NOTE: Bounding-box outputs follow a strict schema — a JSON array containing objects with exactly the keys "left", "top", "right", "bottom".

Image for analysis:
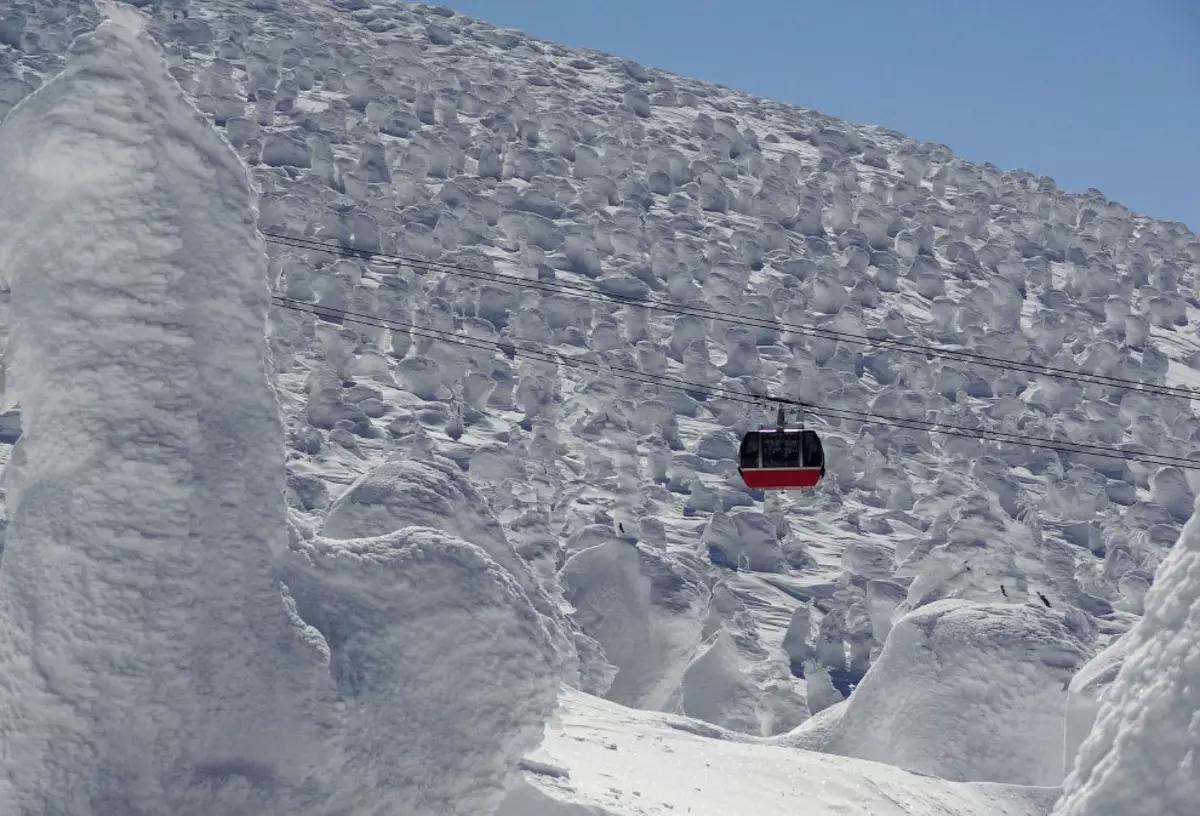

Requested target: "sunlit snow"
[{"left": 0, "top": 0, "right": 1197, "bottom": 813}]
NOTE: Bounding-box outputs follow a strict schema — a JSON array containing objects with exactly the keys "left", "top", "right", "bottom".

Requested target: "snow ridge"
[{"left": 784, "top": 599, "right": 1096, "bottom": 786}]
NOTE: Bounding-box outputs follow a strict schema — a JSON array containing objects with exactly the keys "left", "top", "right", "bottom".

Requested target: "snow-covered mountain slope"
[{"left": 1, "top": 0, "right": 1198, "bottom": 813}]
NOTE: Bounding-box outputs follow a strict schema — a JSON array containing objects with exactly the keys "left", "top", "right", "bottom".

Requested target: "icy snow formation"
[
  {"left": 559, "top": 539, "right": 709, "bottom": 710},
  {"left": 678, "top": 628, "right": 764, "bottom": 734},
  {"left": 283, "top": 518, "right": 561, "bottom": 816},
  {"left": 0, "top": 18, "right": 327, "bottom": 812},
  {"left": 0, "top": 16, "right": 558, "bottom": 815},
  {"left": 1052, "top": 500, "right": 1200, "bottom": 816},
  {"left": 782, "top": 600, "right": 1096, "bottom": 787},
  {"left": 321, "top": 455, "right": 581, "bottom": 680},
  {"left": 2, "top": 0, "right": 1200, "bottom": 810},
  {"left": 1060, "top": 630, "right": 1132, "bottom": 775}
]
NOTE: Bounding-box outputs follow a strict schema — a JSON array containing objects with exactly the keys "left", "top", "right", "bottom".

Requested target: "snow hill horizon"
[{"left": 0, "top": 1, "right": 1197, "bottom": 814}]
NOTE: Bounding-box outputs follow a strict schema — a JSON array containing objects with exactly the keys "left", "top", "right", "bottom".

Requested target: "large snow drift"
[
  {"left": 284, "top": 519, "right": 561, "bottom": 815},
  {"left": 322, "top": 455, "right": 579, "bottom": 678},
  {"left": 1052, "top": 501, "right": 1200, "bottom": 816},
  {"left": 783, "top": 600, "right": 1095, "bottom": 787},
  {"left": 0, "top": 17, "right": 558, "bottom": 814},
  {"left": 559, "top": 540, "right": 710, "bottom": 710}
]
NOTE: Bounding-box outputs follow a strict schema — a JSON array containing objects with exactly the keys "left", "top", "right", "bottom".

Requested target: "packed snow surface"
[
  {"left": 1, "top": 0, "right": 1199, "bottom": 811},
  {"left": 495, "top": 688, "right": 1061, "bottom": 816}
]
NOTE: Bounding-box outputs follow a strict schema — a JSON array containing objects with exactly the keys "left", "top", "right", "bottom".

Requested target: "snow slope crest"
[{"left": 502, "top": 688, "right": 1064, "bottom": 816}]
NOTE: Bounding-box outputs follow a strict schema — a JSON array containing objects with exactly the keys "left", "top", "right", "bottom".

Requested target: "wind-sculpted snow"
[
  {"left": 1052, "top": 497, "right": 1200, "bottom": 816},
  {"left": 702, "top": 508, "right": 787, "bottom": 572},
  {"left": 0, "top": 18, "right": 330, "bottom": 812},
  {"left": 783, "top": 600, "right": 1096, "bottom": 787},
  {"left": 3, "top": 0, "right": 1200, "bottom": 807},
  {"left": 677, "top": 629, "right": 762, "bottom": 734},
  {"left": 678, "top": 578, "right": 811, "bottom": 736},
  {"left": 1060, "top": 630, "right": 1132, "bottom": 775},
  {"left": 892, "top": 490, "right": 1054, "bottom": 612},
  {"left": 322, "top": 454, "right": 581, "bottom": 680},
  {"left": 283, "top": 520, "right": 560, "bottom": 816},
  {"left": 559, "top": 539, "right": 710, "bottom": 710},
  {"left": 0, "top": 17, "right": 560, "bottom": 814}
]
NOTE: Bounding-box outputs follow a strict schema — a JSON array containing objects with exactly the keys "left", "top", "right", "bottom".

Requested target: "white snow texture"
[
  {"left": 500, "top": 689, "right": 1064, "bottom": 816},
  {"left": 0, "top": 0, "right": 1198, "bottom": 812},
  {"left": 1052, "top": 503, "right": 1200, "bottom": 816},
  {"left": 784, "top": 600, "right": 1095, "bottom": 786},
  {"left": 0, "top": 15, "right": 558, "bottom": 816}
]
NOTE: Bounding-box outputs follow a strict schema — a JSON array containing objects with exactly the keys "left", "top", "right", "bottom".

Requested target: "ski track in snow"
[{"left": 0, "top": 0, "right": 1198, "bottom": 813}]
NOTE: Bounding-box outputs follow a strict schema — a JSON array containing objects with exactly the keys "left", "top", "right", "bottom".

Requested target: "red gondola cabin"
[{"left": 737, "top": 428, "right": 825, "bottom": 491}]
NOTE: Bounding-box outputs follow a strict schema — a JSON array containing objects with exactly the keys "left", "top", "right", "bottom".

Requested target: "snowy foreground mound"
[
  {"left": 783, "top": 600, "right": 1094, "bottom": 786},
  {"left": 0, "top": 17, "right": 558, "bottom": 814},
  {"left": 284, "top": 520, "right": 561, "bottom": 814},
  {"left": 495, "top": 688, "right": 1060, "bottom": 816}
]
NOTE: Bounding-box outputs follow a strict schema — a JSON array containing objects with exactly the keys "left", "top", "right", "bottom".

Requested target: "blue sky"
[{"left": 443, "top": 0, "right": 1197, "bottom": 232}]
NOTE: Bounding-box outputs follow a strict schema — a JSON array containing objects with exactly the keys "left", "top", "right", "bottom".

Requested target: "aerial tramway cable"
[
  {"left": 262, "top": 231, "right": 1200, "bottom": 403},
  {"left": 269, "top": 293, "right": 1200, "bottom": 474}
]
